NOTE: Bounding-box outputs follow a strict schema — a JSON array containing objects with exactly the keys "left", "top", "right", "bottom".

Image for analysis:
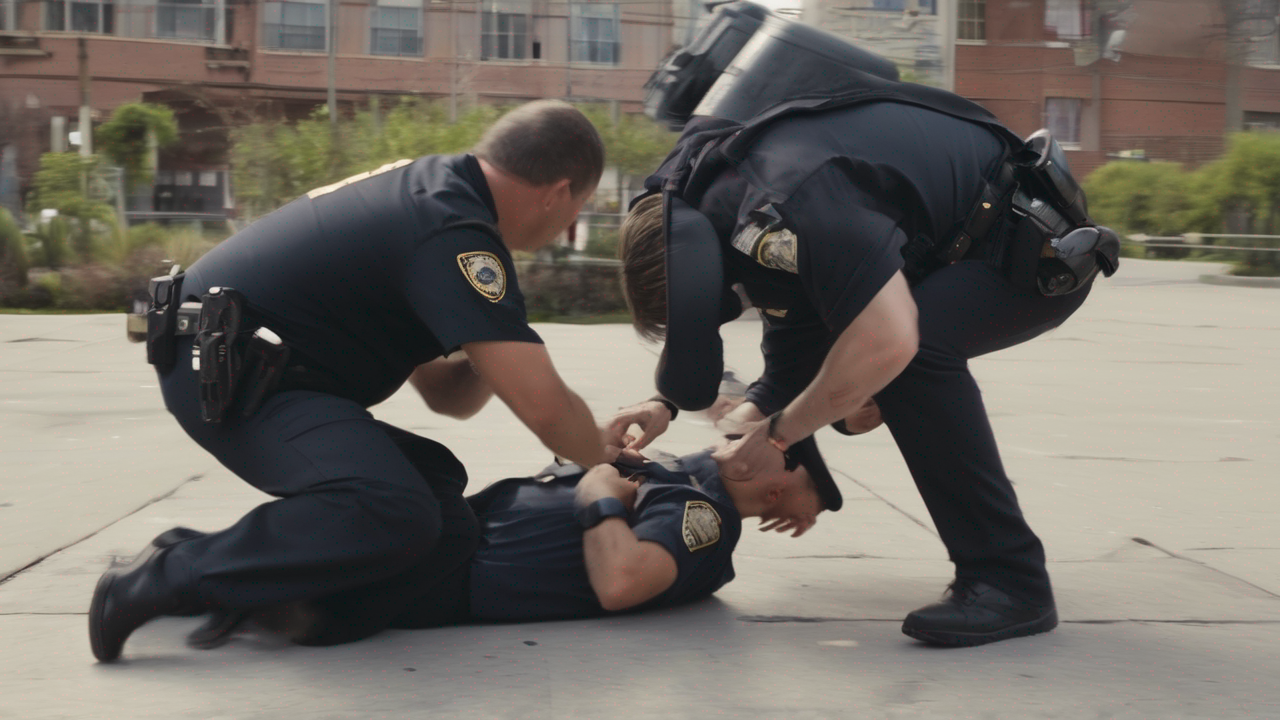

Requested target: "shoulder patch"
[
  {"left": 756, "top": 229, "right": 799, "bottom": 273},
  {"left": 682, "top": 500, "right": 723, "bottom": 552},
  {"left": 731, "top": 222, "right": 799, "bottom": 274},
  {"left": 457, "top": 251, "right": 507, "bottom": 302}
]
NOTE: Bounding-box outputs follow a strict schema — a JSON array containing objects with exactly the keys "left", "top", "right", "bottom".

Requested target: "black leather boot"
[
  {"left": 89, "top": 542, "right": 192, "bottom": 662},
  {"left": 901, "top": 579, "right": 1058, "bottom": 647}
]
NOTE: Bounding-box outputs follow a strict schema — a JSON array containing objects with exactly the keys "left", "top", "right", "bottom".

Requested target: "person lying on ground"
[{"left": 136, "top": 438, "right": 840, "bottom": 652}]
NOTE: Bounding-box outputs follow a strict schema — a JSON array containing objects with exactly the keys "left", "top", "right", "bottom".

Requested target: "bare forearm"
[
  {"left": 583, "top": 518, "right": 649, "bottom": 610},
  {"left": 525, "top": 387, "right": 606, "bottom": 467},
  {"left": 773, "top": 333, "right": 912, "bottom": 443},
  {"left": 773, "top": 273, "right": 919, "bottom": 444},
  {"left": 409, "top": 357, "right": 493, "bottom": 419}
]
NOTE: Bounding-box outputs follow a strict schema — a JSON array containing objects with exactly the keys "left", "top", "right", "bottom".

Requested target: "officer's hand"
[
  {"left": 714, "top": 401, "right": 766, "bottom": 436},
  {"left": 602, "top": 444, "right": 647, "bottom": 465},
  {"left": 575, "top": 464, "right": 640, "bottom": 511},
  {"left": 601, "top": 400, "right": 672, "bottom": 451},
  {"left": 711, "top": 418, "right": 785, "bottom": 483},
  {"left": 840, "top": 398, "right": 883, "bottom": 435}
]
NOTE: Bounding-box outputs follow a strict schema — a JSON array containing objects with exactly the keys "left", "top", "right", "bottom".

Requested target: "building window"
[
  {"left": 870, "top": 0, "right": 936, "bottom": 13},
  {"left": 1044, "top": 97, "right": 1082, "bottom": 147},
  {"left": 481, "top": 0, "right": 528, "bottom": 60},
  {"left": 1, "top": 0, "right": 13, "bottom": 31},
  {"left": 156, "top": 0, "right": 218, "bottom": 42},
  {"left": 1044, "top": 0, "right": 1088, "bottom": 41},
  {"left": 45, "top": 0, "right": 116, "bottom": 33},
  {"left": 370, "top": 0, "right": 422, "bottom": 56},
  {"left": 1243, "top": 0, "right": 1280, "bottom": 66},
  {"left": 570, "top": 3, "right": 619, "bottom": 64},
  {"left": 957, "top": 0, "right": 984, "bottom": 41},
  {"left": 262, "top": 0, "right": 327, "bottom": 51}
]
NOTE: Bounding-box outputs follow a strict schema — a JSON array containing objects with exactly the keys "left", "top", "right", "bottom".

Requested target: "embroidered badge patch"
[
  {"left": 731, "top": 223, "right": 799, "bottom": 274},
  {"left": 756, "top": 229, "right": 799, "bottom": 273},
  {"left": 682, "top": 500, "right": 722, "bottom": 552},
  {"left": 457, "top": 252, "right": 506, "bottom": 302}
]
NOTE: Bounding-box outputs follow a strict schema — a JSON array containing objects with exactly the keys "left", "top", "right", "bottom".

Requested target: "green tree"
[
  {"left": 25, "top": 153, "right": 117, "bottom": 262},
  {"left": 24, "top": 215, "right": 71, "bottom": 269},
  {"left": 95, "top": 102, "right": 180, "bottom": 190},
  {"left": 0, "top": 207, "right": 28, "bottom": 288}
]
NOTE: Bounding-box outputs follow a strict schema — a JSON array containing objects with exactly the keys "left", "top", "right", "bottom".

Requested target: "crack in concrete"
[
  {"left": 1130, "top": 537, "right": 1280, "bottom": 600},
  {"left": 828, "top": 467, "right": 938, "bottom": 538},
  {"left": 0, "top": 474, "right": 205, "bottom": 586}
]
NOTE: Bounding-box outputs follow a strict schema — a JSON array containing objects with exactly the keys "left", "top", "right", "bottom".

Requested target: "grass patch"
[{"left": 528, "top": 312, "right": 633, "bottom": 325}]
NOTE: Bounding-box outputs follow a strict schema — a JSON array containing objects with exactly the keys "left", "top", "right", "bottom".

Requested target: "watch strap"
[{"left": 575, "top": 497, "right": 630, "bottom": 529}]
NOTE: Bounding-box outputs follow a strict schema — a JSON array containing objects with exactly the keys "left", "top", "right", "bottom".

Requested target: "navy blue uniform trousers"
[
  {"left": 158, "top": 341, "right": 480, "bottom": 644},
  {"left": 874, "top": 259, "right": 1092, "bottom": 604}
]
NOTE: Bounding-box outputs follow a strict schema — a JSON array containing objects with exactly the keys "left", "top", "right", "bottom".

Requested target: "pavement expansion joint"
[
  {"left": 0, "top": 474, "right": 205, "bottom": 586},
  {"left": 1130, "top": 537, "right": 1280, "bottom": 600},
  {"left": 829, "top": 467, "right": 938, "bottom": 537}
]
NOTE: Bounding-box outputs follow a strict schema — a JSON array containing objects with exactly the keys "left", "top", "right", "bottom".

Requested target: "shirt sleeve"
[
  {"left": 782, "top": 161, "right": 907, "bottom": 336},
  {"left": 745, "top": 301, "right": 832, "bottom": 416},
  {"left": 404, "top": 225, "right": 543, "bottom": 353},
  {"left": 629, "top": 485, "right": 740, "bottom": 608}
]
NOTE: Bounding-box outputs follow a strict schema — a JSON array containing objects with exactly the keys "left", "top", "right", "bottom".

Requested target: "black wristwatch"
[{"left": 575, "top": 497, "right": 629, "bottom": 529}]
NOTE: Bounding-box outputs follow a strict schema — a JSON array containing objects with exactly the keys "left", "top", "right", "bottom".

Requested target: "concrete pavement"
[{"left": 1, "top": 258, "right": 1277, "bottom": 718}]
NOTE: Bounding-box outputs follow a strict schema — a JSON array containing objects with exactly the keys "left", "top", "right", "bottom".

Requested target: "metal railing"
[{"left": 1125, "top": 233, "right": 1280, "bottom": 254}]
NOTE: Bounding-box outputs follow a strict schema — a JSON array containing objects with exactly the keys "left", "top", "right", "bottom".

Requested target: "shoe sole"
[{"left": 902, "top": 608, "right": 1059, "bottom": 648}]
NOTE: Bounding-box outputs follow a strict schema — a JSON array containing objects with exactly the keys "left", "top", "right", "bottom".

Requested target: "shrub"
[
  {"left": 0, "top": 207, "right": 28, "bottom": 289},
  {"left": 95, "top": 103, "right": 179, "bottom": 191}
]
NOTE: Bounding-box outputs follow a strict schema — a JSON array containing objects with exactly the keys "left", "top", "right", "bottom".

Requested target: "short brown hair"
[
  {"left": 473, "top": 100, "right": 605, "bottom": 196},
  {"left": 618, "top": 193, "right": 668, "bottom": 342}
]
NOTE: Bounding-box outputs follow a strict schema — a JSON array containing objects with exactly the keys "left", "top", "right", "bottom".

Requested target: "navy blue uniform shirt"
[
  {"left": 692, "top": 103, "right": 1006, "bottom": 414},
  {"left": 181, "top": 154, "right": 541, "bottom": 408},
  {"left": 466, "top": 452, "right": 742, "bottom": 622}
]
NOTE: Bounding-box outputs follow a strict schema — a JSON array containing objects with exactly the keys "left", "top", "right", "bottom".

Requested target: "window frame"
[
  {"left": 44, "top": 0, "right": 117, "bottom": 34},
  {"left": 369, "top": 2, "right": 423, "bottom": 57},
  {"left": 569, "top": 2, "right": 620, "bottom": 65},
  {"left": 957, "top": 0, "right": 985, "bottom": 42},
  {"left": 481, "top": 0, "right": 530, "bottom": 61},
  {"left": 261, "top": 0, "right": 329, "bottom": 53},
  {"left": 1043, "top": 97, "right": 1083, "bottom": 149}
]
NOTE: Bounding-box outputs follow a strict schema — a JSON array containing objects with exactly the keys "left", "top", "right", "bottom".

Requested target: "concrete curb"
[{"left": 1200, "top": 272, "right": 1280, "bottom": 288}]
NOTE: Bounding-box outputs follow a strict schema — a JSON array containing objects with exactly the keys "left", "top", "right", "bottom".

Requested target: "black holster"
[
  {"left": 189, "top": 288, "right": 292, "bottom": 423},
  {"left": 145, "top": 271, "right": 185, "bottom": 373}
]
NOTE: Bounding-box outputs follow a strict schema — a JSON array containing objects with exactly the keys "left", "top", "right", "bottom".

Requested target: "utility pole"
[
  {"left": 77, "top": 37, "right": 93, "bottom": 157},
  {"left": 327, "top": 0, "right": 338, "bottom": 134},
  {"left": 938, "top": 0, "right": 957, "bottom": 92},
  {"left": 450, "top": 0, "right": 458, "bottom": 122}
]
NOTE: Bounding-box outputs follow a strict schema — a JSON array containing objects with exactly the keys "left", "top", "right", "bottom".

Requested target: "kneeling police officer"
[
  {"left": 90, "top": 101, "right": 610, "bottom": 662},
  {"left": 613, "top": 4, "right": 1119, "bottom": 647}
]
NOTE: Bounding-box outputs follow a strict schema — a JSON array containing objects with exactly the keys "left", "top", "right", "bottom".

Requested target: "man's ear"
[{"left": 542, "top": 178, "right": 573, "bottom": 209}]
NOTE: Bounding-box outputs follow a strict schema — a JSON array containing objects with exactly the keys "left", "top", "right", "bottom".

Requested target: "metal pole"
[
  {"left": 450, "top": 0, "right": 458, "bottom": 122},
  {"left": 327, "top": 0, "right": 338, "bottom": 133},
  {"left": 939, "top": 0, "right": 957, "bottom": 92},
  {"left": 78, "top": 37, "right": 93, "bottom": 157}
]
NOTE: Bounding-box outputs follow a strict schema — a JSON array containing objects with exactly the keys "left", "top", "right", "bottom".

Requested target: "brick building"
[
  {"left": 0, "top": 0, "right": 680, "bottom": 220},
  {"left": 805, "top": 0, "right": 1280, "bottom": 177}
]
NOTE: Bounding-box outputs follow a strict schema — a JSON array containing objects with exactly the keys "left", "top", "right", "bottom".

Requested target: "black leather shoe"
[
  {"left": 150, "top": 528, "right": 207, "bottom": 617},
  {"left": 89, "top": 543, "right": 188, "bottom": 662},
  {"left": 902, "top": 580, "right": 1058, "bottom": 647}
]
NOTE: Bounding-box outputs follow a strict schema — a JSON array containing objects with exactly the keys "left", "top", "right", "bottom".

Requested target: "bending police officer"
[
  {"left": 89, "top": 101, "right": 610, "bottom": 662},
  {"left": 611, "top": 7, "right": 1118, "bottom": 647}
]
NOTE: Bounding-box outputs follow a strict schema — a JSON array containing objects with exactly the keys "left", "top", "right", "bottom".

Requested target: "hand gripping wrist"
[{"left": 766, "top": 411, "right": 790, "bottom": 454}]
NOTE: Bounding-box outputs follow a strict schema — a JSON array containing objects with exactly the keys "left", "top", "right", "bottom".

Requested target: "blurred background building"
[
  {"left": 805, "top": 0, "right": 1280, "bottom": 176},
  {"left": 0, "top": 0, "right": 683, "bottom": 223},
  {"left": 3, "top": 0, "right": 1280, "bottom": 222}
]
